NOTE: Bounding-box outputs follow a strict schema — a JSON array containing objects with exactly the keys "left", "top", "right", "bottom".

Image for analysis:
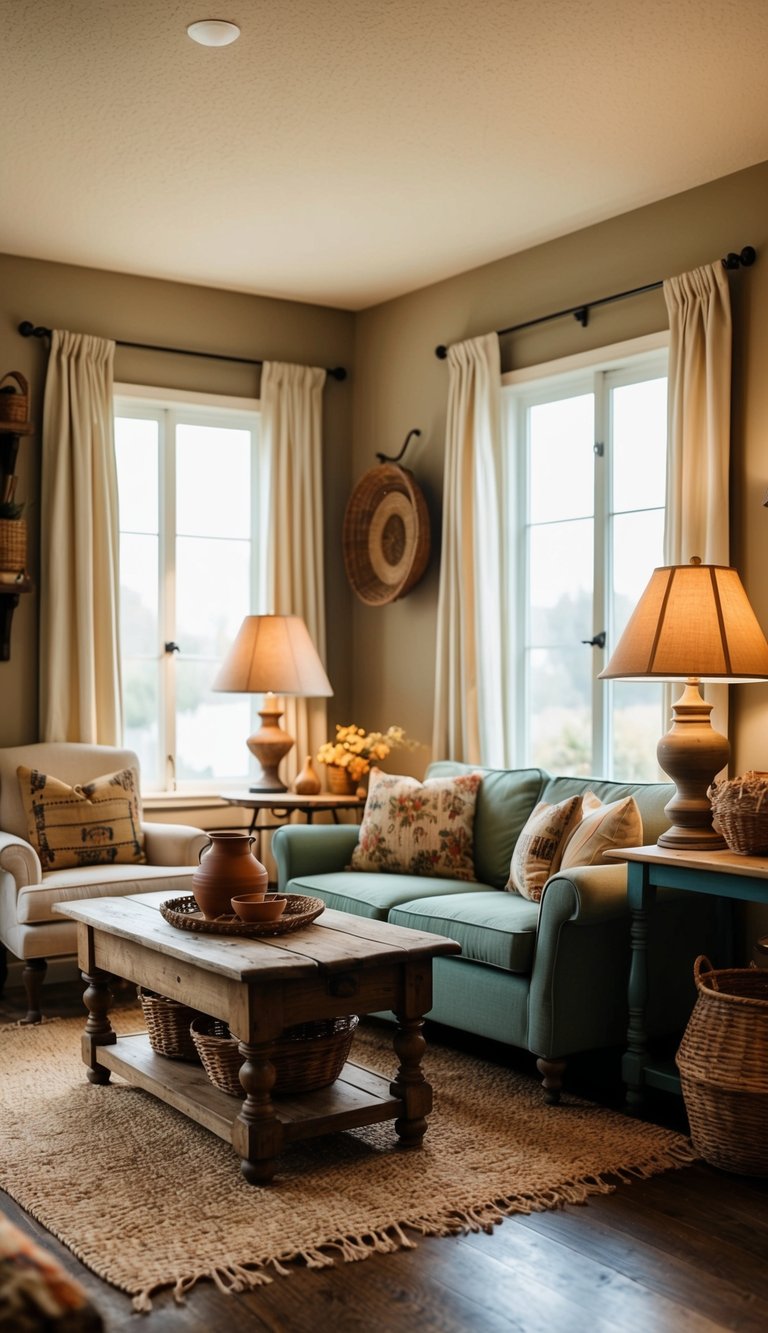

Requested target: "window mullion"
[
  {"left": 592, "top": 371, "right": 609, "bottom": 774},
  {"left": 161, "top": 412, "right": 177, "bottom": 790}
]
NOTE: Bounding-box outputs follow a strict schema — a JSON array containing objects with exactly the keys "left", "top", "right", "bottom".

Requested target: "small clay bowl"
[{"left": 231, "top": 893, "right": 286, "bottom": 923}]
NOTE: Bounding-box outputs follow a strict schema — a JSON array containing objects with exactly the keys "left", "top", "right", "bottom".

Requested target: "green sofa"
[{"left": 273, "top": 761, "right": 716, "bottom": 1102}]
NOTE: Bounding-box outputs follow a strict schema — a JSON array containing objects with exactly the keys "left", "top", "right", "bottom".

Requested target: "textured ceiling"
[{"left": 1, "top": 0, "right": 768, "bottom": 310}]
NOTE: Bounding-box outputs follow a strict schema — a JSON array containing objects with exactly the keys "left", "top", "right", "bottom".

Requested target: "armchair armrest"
[
  {"left": 141, "top": 822, "right": 209, "bottom": 866},
  {"left": 273, "top": 823, "right": 361, "bottom": 891},
  {"left": 0, "top": 831, "right": 42, "bottom": 889}
]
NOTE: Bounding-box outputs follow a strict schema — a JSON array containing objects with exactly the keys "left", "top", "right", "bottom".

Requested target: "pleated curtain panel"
[
  {"left": 260, "top": 361, "right": 329, "bottom": 784},
  {"left": 432, "top": 333, "right": 508, "bottom": 766},
  {"left": 662, "top": 262, "right": 733, "bottom": 737},
  {"left": 40, "top": 330, "right": 122, "bottom": 744}
]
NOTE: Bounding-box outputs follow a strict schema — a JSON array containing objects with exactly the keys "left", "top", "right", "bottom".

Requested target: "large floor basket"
[{"left": 676, "top": 956, "right": 768, "bottom": 1175}]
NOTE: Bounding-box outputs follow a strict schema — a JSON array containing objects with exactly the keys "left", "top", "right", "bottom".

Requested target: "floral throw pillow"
[
  {"left": 349, "top": 768, "right": 482, "bottom": 880},
  {"left": 506, "top": 794, "right": 584, "bottom": 902}
]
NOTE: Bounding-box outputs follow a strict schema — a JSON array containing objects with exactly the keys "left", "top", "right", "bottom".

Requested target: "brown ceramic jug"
[{"left": 192, "top": 832, "right": 269, "bottom": 920}]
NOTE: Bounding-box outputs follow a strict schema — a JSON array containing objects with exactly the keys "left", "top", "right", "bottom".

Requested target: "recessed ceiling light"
[{"left": 187, "top": 20, "right": 241, "bottom": 47}]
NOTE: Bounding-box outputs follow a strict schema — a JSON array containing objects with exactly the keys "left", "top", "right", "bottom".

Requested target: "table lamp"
[
  {"left": 598, "top": 556, "right": 768, "bottom": 849},
  {"left": 213, "top": 614, "right": 333, "bottom": 792}
]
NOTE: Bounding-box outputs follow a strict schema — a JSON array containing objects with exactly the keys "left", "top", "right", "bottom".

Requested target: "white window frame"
[
  {"left": 501, "top": 331, "right": 670, "bottom": 777},
  {"left": 114, "top": 382, "right": 263, "bottom": 794}
]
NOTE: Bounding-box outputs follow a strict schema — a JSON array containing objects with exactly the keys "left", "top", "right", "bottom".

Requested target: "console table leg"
[
  {"left": 81, "top": 969, "right": 116, "bottom": 1084},
  {"left": 234, "top": 1041, "right": 283, "bottom": 1184},
  {"left": 390, "top": 1015, "right": 432, "bottom": 1148},
  {"left": 623, "top": 903, "right": 650, "bottom": 1112}
]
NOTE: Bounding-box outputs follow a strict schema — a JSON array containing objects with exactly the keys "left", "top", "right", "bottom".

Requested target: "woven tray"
[
  {"left": 138, "top": 987, "right": 202, "bottom": 1062},
  {"left": 160, "top": 893, "right": 325, "bottom": 937},
  {"left": 190, "top": 1014, "right": 359, "bottom": 1097}
]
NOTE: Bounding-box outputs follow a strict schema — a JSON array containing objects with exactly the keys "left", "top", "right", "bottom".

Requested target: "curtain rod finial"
[{"left": 435, "top": 345, "right": 448, "bottom": 360}]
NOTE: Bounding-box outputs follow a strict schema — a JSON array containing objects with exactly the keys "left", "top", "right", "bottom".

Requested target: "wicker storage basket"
[
  {"left": 325, "top": 764, "right": 356, "bottom": 796},
  {"left": 676, "top": 956, "right": 768, "bottom": 1175},
  {"left": 0, "top": 519, "right": 26, "bottom": 573},
  {"left": 138, "top": 988, "right": 203, "bottom": 1062},
  {"left": 0, "top": 372, "right": 29, "bottom": 424},
  {"left": 708, "top": 771, "right": 768, "bottom": 854},
  {"left": 343, "top": 463, "right": 430, "bottom": 606},
  {"left": 190, "top": 1014, "right": 359, "bottom": 1097}
]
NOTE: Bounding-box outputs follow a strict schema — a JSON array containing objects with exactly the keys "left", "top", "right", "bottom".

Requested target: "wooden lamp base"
[
  {"left": 656, "top": 679, "right": 728, "bottom": 850},
  {"left": 246, "top": 696, "right": 294, "bottom": 792}
]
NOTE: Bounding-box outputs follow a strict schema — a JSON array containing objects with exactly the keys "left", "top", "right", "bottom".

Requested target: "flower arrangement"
[{"left": 316, "top": 724, "right": 415, "bottom": 783}]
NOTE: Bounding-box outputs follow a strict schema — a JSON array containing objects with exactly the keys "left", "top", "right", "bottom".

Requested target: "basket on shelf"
[
  {"left": 0, "top": 372, "right": 29, "bottom": 425},
  {"left": 676, "top": 956, "right": 768, "bottom": 1176},
  {"left": 138, "top": 987, "right": 203, "bottom": 1062},
  {"left": 190, "top": 1014, "right": 359, "bottom": 1097},
  {"left": 0, "top": 518, "right": 26, "bottom": 573},
  {"left": 708, "top": 771, "right": 768, "bottom": 855}
]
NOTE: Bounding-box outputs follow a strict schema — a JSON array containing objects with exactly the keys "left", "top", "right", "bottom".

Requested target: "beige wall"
[
  {"left": 352, "top": 159, "right": 768, "bottom": 787},
  {"left": 0, "top": 254, "right": 356, "bottom": 745}
]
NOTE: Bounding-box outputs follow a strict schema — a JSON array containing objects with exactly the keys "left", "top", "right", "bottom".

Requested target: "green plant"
[{"left": 0, "top": 499, "right": 24, "bottom": 520}]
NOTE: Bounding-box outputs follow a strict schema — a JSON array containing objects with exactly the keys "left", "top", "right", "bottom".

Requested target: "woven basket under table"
[
  {"left": 676, "top": 956, "right": 768, "bottom": 1175},
  {"left": 190, "top": 1014, "right": 359, "bottom": 1097},
  {"left": 138, "top": 987, "right": 203, "bottom": 1062}
]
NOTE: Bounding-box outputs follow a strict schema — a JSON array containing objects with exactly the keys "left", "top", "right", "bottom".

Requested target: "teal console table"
[{"left": 608, "top": 844, "right": 768, "bottom": 1109}]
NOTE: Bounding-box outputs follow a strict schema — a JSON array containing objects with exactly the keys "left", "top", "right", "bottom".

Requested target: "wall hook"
[{"left": 376, "top": 428, "right": 421, "bottom": 465}]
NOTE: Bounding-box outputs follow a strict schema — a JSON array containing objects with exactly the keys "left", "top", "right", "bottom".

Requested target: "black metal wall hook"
[{"left": 376, "top": 428, "right": 421, "bottom": 465}]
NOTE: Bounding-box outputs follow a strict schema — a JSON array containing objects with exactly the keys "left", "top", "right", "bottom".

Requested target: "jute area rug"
[{"left": 0, "top": 1010, "right": 696, "bottom": 1313}]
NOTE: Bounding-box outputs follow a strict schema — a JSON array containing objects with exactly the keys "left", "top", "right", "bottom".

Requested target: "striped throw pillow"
[{"left": 559, "top": 792, "right": 642, "bottom": 869}]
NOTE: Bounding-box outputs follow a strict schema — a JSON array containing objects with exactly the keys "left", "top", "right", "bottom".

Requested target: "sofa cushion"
[
  {"left": 17, "top": 765, "right": 146, "bottom": 871},
  {"left": 389, "top": 892, "right": 540, "bottom": 974},
  {"left": 426, "top": 762, "right": 547, "bottom": 887},
  {"left": 507, "top": 794, "right": 584, "bottom": 901},
  {"left": 350, "top": 768, "right": 482, "bottom": 880},
  {"left": 16, "top": 863, "right": 198, "bottom": 924},
  {"left": 285, "top": 870, "right": 490, "bottom": 921},
  {"left": 560, "top": 792, "right": 643, "bottom": 869}
]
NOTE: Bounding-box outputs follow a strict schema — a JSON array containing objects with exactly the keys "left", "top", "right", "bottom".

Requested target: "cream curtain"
[
  {"left": 40, "top": 330, "right": 121, "bottom": 744},
  {"left": 432, "top": 333, "right": 507, "bottom": 764},
  {"left": 261, "top": 361, "right": 328, "bottom": 783},
  {"left": 663, "top": 261, "right": 732, "bottom": 737}
]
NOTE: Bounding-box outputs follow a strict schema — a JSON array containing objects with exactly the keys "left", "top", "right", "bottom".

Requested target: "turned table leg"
[
  {"left": 81, "top": 969, "right": 116, "bottom": 1084},
  {"left": 233, "top": 1040, "right": 284, "bottom": 1185},
  {"left": 390, "top": 1015, "right": 432, "bottom": 1148}
]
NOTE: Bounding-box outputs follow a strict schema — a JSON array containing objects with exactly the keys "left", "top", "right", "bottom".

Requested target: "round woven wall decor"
[{"left": 343, "top": 463, "right": 430, "bottom": 606}]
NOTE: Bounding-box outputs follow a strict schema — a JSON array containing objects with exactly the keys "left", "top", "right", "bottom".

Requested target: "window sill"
[{"left": 142, "top": 793, "right": 231, "bottom": 813}]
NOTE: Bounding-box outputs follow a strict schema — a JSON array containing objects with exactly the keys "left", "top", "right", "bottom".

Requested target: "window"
[
  {"left": 114, "top": 386, "right": 265, "bottom": 792},
  {"left": 502, "top": 335, "right": 668, "bottom": 781}
]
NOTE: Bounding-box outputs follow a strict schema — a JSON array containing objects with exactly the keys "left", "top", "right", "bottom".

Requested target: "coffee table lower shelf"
[{"left": 97, "top": 1032, "right": 403, "bottom": 1150}]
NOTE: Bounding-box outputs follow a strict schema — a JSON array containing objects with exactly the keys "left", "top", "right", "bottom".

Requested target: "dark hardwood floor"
[{"left": 2, "top": 979, "right": 767, "bottom": 1332}]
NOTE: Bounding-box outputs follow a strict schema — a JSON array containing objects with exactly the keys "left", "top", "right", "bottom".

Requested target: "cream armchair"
[{"left": 0, "top": 742, "right": 208, "bottom": 1023}]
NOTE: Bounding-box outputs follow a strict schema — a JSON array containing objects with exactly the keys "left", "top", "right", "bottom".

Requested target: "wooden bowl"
[{"left": 231, "top": 893, "right": 286, "bottom": 923}]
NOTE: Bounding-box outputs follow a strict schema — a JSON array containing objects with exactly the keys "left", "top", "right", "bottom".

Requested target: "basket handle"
[
  {"left": 693, "top": 955, "right": 719, "bottom": 990},
  {"left": 0, "top": 371, "right": 28, "bottom": 396}
]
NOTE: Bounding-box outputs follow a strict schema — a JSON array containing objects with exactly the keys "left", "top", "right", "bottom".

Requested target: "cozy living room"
[{"left": 2, "top": 3, "right": 768, "bottom": 1330}]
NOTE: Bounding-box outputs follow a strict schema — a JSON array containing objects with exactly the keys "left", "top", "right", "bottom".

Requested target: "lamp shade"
[
  {"left": 212, "top": 615, "right": 333, "bottom": 697},
  {"left": 599, "top": 560, "right": 768, "bottom": 683}
]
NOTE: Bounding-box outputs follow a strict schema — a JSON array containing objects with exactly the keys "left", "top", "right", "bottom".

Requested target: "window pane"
[
  {"left": 529, "top": 519, "right": 593, "bottom": 646},
  {"left": 529, "top": 394, "right": 594, "bottom": 523},
  {"left": 120, "top": 533, "right": 158, "bottom": 656},
  {"left": 174, "top": 660, "right": 250, "bottom": 782},
  {"left": 176, "top": 424, "right": 251, "bottom": 539},
  {"left": 175, "top": 536, "right": 250, "bottom": 656},
  {"left": 612, "top": 378, "right": 667, "bottom": 513},
  {"left": 122, "top": 659, "right": 160, "bottom": 788},
  {"left": 115, "top": 418, "right": 158, "bottom": 534},
  {"left": 610, "top": 681, "right": 666, "bottom": 782},
  {"left": 528, "top": 647, "right": 592, "bottom": 776},
  {"left": 611, "top": 509, "right": 665, "bottom": 643}
]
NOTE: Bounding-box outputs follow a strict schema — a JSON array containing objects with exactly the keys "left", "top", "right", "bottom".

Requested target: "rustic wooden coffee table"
[{"left": 57, "top": 891, "right": 460, "bottom": 1184}]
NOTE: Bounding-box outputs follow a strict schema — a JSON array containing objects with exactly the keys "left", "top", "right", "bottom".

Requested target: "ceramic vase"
[
  {"left": 192, "top": 832, "right": 268, "bottom": 920},
  {"left": 293, "top": 755, "right": 321, "bottom": 795}
]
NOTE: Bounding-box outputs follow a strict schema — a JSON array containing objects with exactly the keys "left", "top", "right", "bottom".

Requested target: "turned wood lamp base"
[{"left": 655, "top": 679, "right": 728, "bottom": 850}]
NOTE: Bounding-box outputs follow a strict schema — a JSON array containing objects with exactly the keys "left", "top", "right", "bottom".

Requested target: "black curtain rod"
[
  {"left": 434, "top": 245, "right": 757, "bottom": 361},
  {"left": 17, "top": 321, "right": 347, "bottom": 382}
]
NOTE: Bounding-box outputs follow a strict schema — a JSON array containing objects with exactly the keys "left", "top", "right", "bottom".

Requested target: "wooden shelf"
[{"left": 0, "top": 577, "right": 32, "bottom": 660}]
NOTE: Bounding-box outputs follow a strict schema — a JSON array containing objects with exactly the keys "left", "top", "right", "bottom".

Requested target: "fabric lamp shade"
[
  {"left": 213, "top": 615, "right": 332, "bottom": 792},
  {"left": 599, "top": 558, "right": 768, "bottom": 849}
]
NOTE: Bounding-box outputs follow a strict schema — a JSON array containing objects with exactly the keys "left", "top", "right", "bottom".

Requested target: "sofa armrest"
[
  {"left": 0, "top": 831, "right": 42, "bottom": 889},
  {"left": 273, "top": 823, "right": 361, "bottom": 890},
  {"left": 141, "top": 822, "right": 209, "bottom": 866},
  {"left": 538, "top": 862, "right": 630, "bottom": 928}
]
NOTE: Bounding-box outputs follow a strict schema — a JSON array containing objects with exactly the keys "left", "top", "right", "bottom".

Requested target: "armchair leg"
[
  {"left": 536, "top": 1056, "right": 566, "bottom": 1105},
  {"left": 21, "top": 958, "right": 47, "bottom": 1025}
]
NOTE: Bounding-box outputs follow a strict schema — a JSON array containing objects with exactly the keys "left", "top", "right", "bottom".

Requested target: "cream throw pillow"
[
  {"left": 506, "top": 794, "right": 584, "bottom": 902},
  {"left": 559, "top": 791, "right": 643, "bottom": 869},
  {"left": 349, "top": 767, "right": 482, "bottom": 880},
  {"left": 17, "top": 765, "right": 146, "bottom": 872}
]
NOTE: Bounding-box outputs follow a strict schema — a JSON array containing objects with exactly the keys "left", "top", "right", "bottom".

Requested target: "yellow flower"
[{"left": 316, "top": 723, "right": 418, "bottom": 777}]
